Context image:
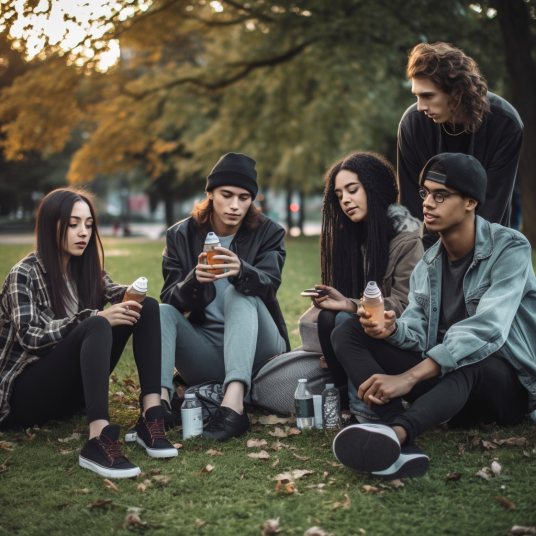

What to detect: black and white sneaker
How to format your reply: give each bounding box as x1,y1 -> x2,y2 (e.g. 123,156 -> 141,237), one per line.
79,424 -> 141,479
134,405 -> 178,458
125,399 -> 179,442
333,423 -> 401,473
371,444 -> 430,480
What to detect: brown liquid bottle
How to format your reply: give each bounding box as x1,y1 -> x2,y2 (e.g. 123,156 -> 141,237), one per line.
361,281 -> 385,329
203,232 -> 224,275
122,277 -> 148,303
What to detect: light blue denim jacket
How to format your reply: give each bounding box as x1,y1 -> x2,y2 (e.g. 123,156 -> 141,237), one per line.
387,216 -> 536,417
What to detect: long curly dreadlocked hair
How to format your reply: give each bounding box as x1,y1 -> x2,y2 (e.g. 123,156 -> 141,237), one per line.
321,151 -> 399,299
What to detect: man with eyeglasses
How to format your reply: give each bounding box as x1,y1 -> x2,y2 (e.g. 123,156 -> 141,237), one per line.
329,152 -> 536,480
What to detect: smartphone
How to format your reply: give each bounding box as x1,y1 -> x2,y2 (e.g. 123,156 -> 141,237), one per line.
301,288 -> 328,297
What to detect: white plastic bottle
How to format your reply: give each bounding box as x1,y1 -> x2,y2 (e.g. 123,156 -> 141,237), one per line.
122,277 -> 148,303
362,281 -> 385,329
295,379 -> 315,430
181,394 -> 203,439
322,383 -> 341,429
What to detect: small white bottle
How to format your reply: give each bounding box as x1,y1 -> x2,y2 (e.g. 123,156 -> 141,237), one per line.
362,281 -> 385,329
181,394 -> 203,439
122,277 -> 148,303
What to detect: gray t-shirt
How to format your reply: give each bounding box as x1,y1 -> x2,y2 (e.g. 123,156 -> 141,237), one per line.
203,234 -> 235,333
437,248 -> 475,343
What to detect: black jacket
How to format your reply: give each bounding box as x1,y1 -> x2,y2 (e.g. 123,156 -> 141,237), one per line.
397,92 -> 523,226
160,213 -> 291,352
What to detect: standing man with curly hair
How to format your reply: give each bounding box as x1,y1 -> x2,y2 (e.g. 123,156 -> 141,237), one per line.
398,42 -> 523,242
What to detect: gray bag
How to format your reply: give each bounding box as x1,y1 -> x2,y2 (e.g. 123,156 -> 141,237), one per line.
250,348 -> 331,415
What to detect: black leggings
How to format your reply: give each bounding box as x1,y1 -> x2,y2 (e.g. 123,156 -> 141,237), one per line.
5,296 -> 161,429
332,317 -> 529,444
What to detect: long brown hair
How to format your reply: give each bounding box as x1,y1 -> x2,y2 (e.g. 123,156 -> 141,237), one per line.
35,188 -> 104,318
190,196 -> 261,237
407,42 -> 490,132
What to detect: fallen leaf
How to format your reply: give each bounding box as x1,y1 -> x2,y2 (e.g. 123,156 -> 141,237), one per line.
240,474 -> 244,480
143,479 -> 152,487
272,457 -> 280,468
303,527 -> 331,536
103,479 -> 120,493
496,496 -> 516,511
475,468 -> 491,481
523,451 -> 530,457
59,448 -> 73,455
361,485 -> 380,495
247,450 -> 270,460
197,464 -> 214,475
125,513 -> 148,527
0,456 -> 11,473
390,479 -> 404,488
446,473 -> 462,481
259,415 -> 289,425
470,435 -> 481,446
326,461 -> 343,467
196,518 -> 206,528
323,471 -> 329,478
149,469 -> 162,475
358,530 -> 366,535
58,433 -> 81,443
273,470 -> 314,483
137,483 -> 146,492
275,480 -> 282,493
305,483 -> 326,489
173,443 -> 183,449
285,482 -> 296,494
87,499 -> 113,509
206,449 -> 223,456
293,453 -> 311,461
152,475 -> 171,484
262,517 -> 281,536
482,440 -> 498,450
458,444 -> 466,456
494,437 -> 529,447
250,418 -> 258,425
491,461 -> 502,477
247,439 -> 268,448
333,493 -> 352,508
510,526 -> 536,535
0,442 -> 14,451
269,427 -> 288,438
73,488 -> 89,494
288,428 -> 301,436
127,507 -> 142,513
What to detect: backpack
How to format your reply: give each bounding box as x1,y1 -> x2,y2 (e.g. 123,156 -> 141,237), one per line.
170,380 -> 225,424
250,348 -> 330,415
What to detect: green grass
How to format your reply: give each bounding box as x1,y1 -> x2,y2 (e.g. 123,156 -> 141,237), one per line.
1,237 -> 535,536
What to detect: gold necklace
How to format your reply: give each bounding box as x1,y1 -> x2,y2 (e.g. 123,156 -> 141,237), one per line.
442,123 -> 467,137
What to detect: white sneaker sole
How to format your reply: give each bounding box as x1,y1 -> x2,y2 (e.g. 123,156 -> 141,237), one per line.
79,455 -> 141,479
372,452 -> 430,480
333,424 -> 400,473
136,436 -> 178,458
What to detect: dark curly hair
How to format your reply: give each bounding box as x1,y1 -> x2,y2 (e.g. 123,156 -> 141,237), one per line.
407,42 -> 490,132
321,152 -> 399,299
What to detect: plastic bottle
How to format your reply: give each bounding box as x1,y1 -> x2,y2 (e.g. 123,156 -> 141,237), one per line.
361,281 -> 385,329
122,277 -> 148,303
295,379 -> 315,430
203,232 -> 223,275
181,394 -> 204,439
322,383 -> 341,429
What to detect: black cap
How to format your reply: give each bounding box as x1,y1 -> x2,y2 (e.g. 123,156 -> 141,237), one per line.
206,153 -> 258,200
419,153 -> 487,206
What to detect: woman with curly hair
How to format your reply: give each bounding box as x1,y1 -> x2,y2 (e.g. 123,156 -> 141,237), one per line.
309,152 -> 423,420
398,42 -> 523,241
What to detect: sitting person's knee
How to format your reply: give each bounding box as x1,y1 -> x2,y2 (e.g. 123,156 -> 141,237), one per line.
331,317 -> 366,353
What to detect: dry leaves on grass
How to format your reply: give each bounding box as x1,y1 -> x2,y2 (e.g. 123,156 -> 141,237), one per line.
58,433 -> 81,443
137,483 -> 147,492
303,527 -> 332,536
0,442 -> 14,451
288,428 -> 301,436
262,517 -> 281,536
59,448 -> 74,455
87,499 -> 113,509
390,479 -> 404,489
361,485 -> 383,495
125,513 -> 148,527
196,519 -> 206,528
285,482 -> 296,494
271,457 -> 279,468
269,427 -> 287,438
73,488 -> 88,494
247,450 -> 270,460
173,443 -> 183,449
326,461 -> 342,467
333,493 -> 351,509
491,461 -> 502,477
259,415 -> 289,425
0,457 -> 11,473
153,475 -> 171,484
206,449 -> 223,456
247,439 -> 268,448
197,464 -> 214,475
273,470 -> 314,483
475,467 -> 492,481
103,479 -> 120,493
482,440 -> 498,450
292,453 -> 311,461
446,473 -> 462,481
510,526 -> 536,535
496,496 -> 517,511
149,469 -> 162,475
494,437 -> 529,447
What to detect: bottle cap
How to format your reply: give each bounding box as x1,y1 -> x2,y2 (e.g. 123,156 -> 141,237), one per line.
205,232 -> 220,245
185,393 -> 196,399
298,379 -> 307,383
131,277 -> 148,293
326,383 -> 334,389
363,281 -> 382,299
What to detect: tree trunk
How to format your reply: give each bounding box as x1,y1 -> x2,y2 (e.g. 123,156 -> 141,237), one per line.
164,195 -> 175,229
286,187 -> 293,234
298,190 -> 305,234
495,0 -> 536,246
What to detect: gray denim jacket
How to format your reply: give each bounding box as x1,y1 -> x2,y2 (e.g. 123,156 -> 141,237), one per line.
387,216 -> 536,418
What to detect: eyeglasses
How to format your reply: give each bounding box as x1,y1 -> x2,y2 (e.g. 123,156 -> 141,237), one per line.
419,187 -> 462,204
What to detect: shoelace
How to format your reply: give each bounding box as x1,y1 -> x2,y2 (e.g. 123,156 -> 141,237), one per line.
99,436 -> 124,463
146,417 -> 166,444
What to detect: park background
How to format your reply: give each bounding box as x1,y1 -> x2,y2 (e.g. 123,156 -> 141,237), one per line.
1,1 -> 536,535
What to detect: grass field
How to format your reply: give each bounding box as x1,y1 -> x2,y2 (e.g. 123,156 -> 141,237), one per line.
0,237 -> 535,536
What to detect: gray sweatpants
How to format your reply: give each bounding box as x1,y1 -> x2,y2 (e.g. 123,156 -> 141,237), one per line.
160,285 -> 286,395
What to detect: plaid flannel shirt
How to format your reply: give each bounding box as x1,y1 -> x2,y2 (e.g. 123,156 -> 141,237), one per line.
0,251 -> 126,424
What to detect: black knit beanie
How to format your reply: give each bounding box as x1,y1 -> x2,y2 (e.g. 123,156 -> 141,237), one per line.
206,153 -> 258,200
419,153 -> 487,206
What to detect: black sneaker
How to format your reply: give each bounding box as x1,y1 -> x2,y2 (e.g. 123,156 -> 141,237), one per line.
332,423 -> 401,473
135,405 -> 178,458
203,406 -> 250,441
79,424 -> 141,479
371,444 -> 430,480
162,399 -> 181,430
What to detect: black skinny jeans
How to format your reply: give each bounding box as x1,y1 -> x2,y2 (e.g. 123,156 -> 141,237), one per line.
332,317 -> 529,444
5,296 -> 161,429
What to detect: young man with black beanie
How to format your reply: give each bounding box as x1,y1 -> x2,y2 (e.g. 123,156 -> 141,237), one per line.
330,152 -> 536,479
157,153 -> 290,440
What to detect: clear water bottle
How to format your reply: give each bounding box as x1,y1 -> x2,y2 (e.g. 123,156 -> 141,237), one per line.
181,394 -> 203,439
322,383 -> 342,429
295,379 -> 315,430
203,232 -> 223,275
